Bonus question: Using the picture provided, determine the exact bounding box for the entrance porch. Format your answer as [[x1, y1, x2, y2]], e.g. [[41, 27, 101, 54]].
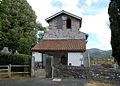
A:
[[31, 39, 86, 78], [32, 51, 85, 78]]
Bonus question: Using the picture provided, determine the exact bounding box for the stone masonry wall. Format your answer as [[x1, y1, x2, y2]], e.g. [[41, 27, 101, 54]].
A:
[[53, 64, 120, 85], [43, 14, 84, 40], [43, 29, 86, 40], [48, 15, 81, 30]]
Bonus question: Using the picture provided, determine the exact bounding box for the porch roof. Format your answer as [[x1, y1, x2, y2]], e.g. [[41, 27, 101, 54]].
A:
[[31, 39, 86, 52]]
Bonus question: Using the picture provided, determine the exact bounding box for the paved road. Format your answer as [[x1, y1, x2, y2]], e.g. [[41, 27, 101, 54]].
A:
[[0, 78, 89, 86]]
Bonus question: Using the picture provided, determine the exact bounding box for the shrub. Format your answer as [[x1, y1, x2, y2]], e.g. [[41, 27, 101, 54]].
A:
[[0, 52, 30, 72], [0, 52, 9, 65], [0, 52, 30, 65], [9, 54, 29, 65], [9, 54, 30, 72]]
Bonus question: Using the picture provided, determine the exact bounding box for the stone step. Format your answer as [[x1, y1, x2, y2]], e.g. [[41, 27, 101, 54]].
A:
[[35, 69, 46, 78]]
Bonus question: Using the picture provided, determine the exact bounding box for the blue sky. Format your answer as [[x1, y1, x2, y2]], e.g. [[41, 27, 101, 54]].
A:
[[27, 0, 111, 50], [79, 0, 110, 15]]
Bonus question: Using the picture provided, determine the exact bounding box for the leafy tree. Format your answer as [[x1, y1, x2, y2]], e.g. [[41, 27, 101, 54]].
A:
[[35, 22, 47, 43], [0, 0, 6, 47], [108, 0, 120, 66], [0, 0, 37, 55]]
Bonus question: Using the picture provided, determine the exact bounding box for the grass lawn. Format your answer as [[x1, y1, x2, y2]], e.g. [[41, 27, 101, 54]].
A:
[[86, 81, 114, 86]]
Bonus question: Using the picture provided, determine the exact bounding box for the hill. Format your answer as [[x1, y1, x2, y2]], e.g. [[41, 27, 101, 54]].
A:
[[87, 48, 112, 58]]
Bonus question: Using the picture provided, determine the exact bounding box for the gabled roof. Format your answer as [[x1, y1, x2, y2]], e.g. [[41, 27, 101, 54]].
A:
[[45, 10, 82, 23], [31, 39, 86, 51]]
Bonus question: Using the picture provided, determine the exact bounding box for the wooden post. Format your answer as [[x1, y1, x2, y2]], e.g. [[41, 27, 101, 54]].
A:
[[93, 57, 94, 64], [51, 56, 54, 78], [8, 64, 11, 78], [88, 51, 90, 67], [31, 56, 35, 77]]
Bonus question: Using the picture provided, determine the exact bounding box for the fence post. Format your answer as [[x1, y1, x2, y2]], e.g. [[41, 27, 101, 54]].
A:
[[31, 56, 35, 77], [51, 56, 54, 79], [88, 51, 90, 67], [8, 64, 11, 78]]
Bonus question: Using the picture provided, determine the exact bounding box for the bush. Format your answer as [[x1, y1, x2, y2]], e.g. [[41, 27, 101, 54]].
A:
[[0, 52, 30, 72], [0, 52, 30, 65], [9, 54, 29, 65], [9, 54, 30, 72], [0, 52, 9, 65]]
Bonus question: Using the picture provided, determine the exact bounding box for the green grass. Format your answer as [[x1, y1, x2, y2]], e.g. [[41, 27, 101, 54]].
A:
[[0, 70, 8, 73], [90, 58, 114, 65]]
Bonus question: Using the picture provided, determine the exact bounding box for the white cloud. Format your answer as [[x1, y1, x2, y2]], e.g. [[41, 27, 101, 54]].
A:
[[81, 8, 111, 50], [58, 0, 83, 17], [27, 0, 60, 26], [27, 0, 111, 50], [85, 0, 92, 6], [27, 0, 83, 26], [87, 41, 109, 50], [85, 0, 99, 6], [93, 0, 99, 3]]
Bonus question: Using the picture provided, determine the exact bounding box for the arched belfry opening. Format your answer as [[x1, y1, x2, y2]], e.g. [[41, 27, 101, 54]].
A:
[[67, 18, 71, 29]]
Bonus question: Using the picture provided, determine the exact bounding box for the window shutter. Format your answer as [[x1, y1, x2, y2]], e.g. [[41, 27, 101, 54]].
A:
[[57, 17, 62, 29]]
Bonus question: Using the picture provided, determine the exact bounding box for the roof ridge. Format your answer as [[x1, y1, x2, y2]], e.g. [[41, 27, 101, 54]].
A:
[[42, 39, 86, 41], [45, 10, 82, 22]]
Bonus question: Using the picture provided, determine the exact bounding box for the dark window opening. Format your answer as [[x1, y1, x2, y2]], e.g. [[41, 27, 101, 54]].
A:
[[79, 20, 82, 28], [67, 18, 71, 29]]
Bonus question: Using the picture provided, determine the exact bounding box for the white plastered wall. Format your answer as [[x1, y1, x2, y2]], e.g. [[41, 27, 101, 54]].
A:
[[68, 52, 84, 66], [32, 52, 42, 62]]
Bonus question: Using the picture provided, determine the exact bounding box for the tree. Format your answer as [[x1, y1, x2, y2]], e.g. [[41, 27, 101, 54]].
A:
[[0, 0, 6, 47], [0, 0, 3, 35], [0, 0, 37, 55], [35, 22, 47, 43], [108, 0, 120, 66]]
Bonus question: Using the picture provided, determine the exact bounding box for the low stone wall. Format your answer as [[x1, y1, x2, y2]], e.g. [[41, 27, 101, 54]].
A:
[[53, 64, 120, 84]]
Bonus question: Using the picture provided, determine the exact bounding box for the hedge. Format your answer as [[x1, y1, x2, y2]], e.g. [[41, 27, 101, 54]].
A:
[[0, 52, 30, 72], [0, 52, 30, 65], [0, 52, 9, 65]]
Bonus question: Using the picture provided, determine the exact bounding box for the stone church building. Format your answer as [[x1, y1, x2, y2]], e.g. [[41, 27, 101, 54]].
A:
[[31, 10, 88, 69]]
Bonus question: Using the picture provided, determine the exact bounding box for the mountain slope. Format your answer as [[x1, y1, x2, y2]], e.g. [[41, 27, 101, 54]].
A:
[[87, 48, 112, 58]]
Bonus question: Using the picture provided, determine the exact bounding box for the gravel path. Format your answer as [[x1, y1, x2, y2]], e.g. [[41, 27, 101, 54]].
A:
[[0, 78, 89, 86]]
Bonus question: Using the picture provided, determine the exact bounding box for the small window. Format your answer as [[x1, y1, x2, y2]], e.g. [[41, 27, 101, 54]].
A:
[[67, 18, 71, 29], [57, 17, 62, 29]]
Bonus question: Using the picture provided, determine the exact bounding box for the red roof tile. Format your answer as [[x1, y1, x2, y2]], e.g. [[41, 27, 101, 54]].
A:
[[31, 39, 86, 51]]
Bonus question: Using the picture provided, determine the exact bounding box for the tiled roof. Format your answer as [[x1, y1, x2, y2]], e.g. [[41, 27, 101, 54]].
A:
[[31, 39, 86, 51]]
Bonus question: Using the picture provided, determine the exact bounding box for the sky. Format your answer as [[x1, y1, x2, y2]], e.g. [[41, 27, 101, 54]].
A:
[[27, 0, 111, 50]]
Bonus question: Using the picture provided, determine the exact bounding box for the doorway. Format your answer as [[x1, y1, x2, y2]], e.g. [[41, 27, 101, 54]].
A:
[[61, 56, 68, 65]]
